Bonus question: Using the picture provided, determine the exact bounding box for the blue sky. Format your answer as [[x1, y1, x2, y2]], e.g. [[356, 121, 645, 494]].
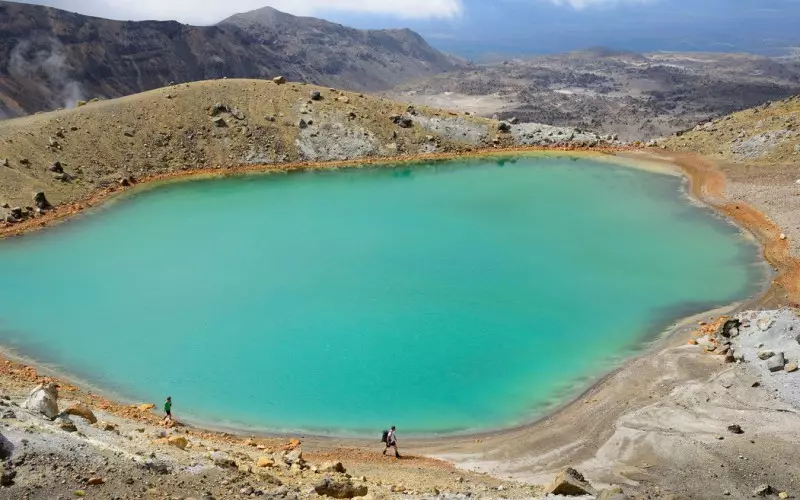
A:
[[16, 0, 800, 56]]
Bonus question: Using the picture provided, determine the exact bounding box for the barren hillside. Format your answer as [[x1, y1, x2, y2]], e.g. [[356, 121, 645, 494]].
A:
[[0, 78, 615, 227], [391, 50, 800, 141]]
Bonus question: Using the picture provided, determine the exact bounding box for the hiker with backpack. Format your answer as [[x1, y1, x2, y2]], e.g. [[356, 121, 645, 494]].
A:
[[381, 425, 401, 458]]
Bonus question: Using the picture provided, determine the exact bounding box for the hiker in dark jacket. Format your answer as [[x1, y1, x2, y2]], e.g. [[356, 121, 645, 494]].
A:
[[383, 425, 400, 458]]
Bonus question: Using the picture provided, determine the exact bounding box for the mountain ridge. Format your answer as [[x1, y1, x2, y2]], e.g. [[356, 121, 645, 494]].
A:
[[0, 1, 461, 118]]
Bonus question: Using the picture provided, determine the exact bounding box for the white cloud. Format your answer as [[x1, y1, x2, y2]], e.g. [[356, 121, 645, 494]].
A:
[[20, 0, 463, 24], [546, 0, 653, 9]]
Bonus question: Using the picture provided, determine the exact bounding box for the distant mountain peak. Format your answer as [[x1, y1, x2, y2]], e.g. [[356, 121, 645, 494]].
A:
[[0, 1, 461, 118]]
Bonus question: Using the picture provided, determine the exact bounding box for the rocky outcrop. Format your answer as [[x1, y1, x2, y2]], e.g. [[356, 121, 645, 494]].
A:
[[319, 461, 346, 474], [544, 468, 597, 496], [65, 403, 97, 424], [314, 477, 368, 498], [21, 383, 59, 420]]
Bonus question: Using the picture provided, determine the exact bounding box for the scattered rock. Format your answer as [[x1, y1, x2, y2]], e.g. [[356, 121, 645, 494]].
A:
[[98, 421, 116, 431], [508, 117, 519, 124], [33, 192, 51, 210], [48, 137, 60, 147], [311, 91, 322, 101], [754, 484, 773, 496], [338, 96, 350, 104], [727, 424, 744, 434], [56, 416, 77, 432], [497, 121, 511, 132], [231, 108, 246, 120], [0, 159, 7, 167], [54, 172, 72, 182], [257, 456, 275, 468], [390, 115, 413, 128], [544, 468, 597, 496], [211, 453, 237, 469], [314, 477, 368, 498], [21, 382, 59, 419], [767, 352, 786, 372], [48, 161, 64, 173], [212, 117, 227, 128], [19, 158, 29, 165], [65, 403, 97, 424], [780, 233, 787, 240], [123, 128, 136, 137], [779, 492, 790, 499], [299, 119, 308, 129], [138, 403, 155, 412], [87, 477, 105, 486], [273, 76, 286, 84], [785, 363, 798, 373], [168, 435, 189, 450], [285, 448, 303, 465], [1, 468, 16, 487], [143, 459, 170, 475], [757, 350, 775, 360], [319, 461, 346, 474]]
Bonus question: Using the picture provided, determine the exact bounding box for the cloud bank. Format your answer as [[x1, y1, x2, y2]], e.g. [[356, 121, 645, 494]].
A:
[[545, 0, 653, 9]]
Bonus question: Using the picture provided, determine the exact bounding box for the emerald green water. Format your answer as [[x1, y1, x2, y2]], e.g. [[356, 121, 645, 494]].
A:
[[0, 156, 762, 435]]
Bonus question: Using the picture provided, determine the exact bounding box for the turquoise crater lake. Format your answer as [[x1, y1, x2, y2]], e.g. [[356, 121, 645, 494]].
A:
[[0, 156, 763, 435]]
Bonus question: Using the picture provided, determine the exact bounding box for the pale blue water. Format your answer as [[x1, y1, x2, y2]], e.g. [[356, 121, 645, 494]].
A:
[[0, 156, 763, 435]]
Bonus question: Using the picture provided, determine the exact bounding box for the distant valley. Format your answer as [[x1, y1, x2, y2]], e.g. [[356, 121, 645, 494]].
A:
[[391, 50, 800, 141]]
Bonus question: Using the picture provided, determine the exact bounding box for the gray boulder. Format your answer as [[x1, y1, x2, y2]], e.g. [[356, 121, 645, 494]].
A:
[[273, 76, 286, 85], [21, 383, 59, 420], [48, 161, 63, 173], [498, 122, 511, 133], [311, 91, 322, 101], [767, 352, 786, 372], [544, 468, 596, 496], [143, 459, 170, 475], [314, 477, 368, 498]]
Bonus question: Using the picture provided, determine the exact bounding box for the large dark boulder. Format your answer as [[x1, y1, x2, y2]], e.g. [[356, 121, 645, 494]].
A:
[[33, 192, 51, 210]]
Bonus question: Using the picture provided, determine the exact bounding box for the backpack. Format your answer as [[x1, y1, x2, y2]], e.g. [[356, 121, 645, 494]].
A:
[[381, 430, 389, 443]]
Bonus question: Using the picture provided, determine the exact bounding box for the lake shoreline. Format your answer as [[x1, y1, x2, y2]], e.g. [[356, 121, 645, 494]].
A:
[[1, 147, 798, 493], [0, 148, 770, 436]]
